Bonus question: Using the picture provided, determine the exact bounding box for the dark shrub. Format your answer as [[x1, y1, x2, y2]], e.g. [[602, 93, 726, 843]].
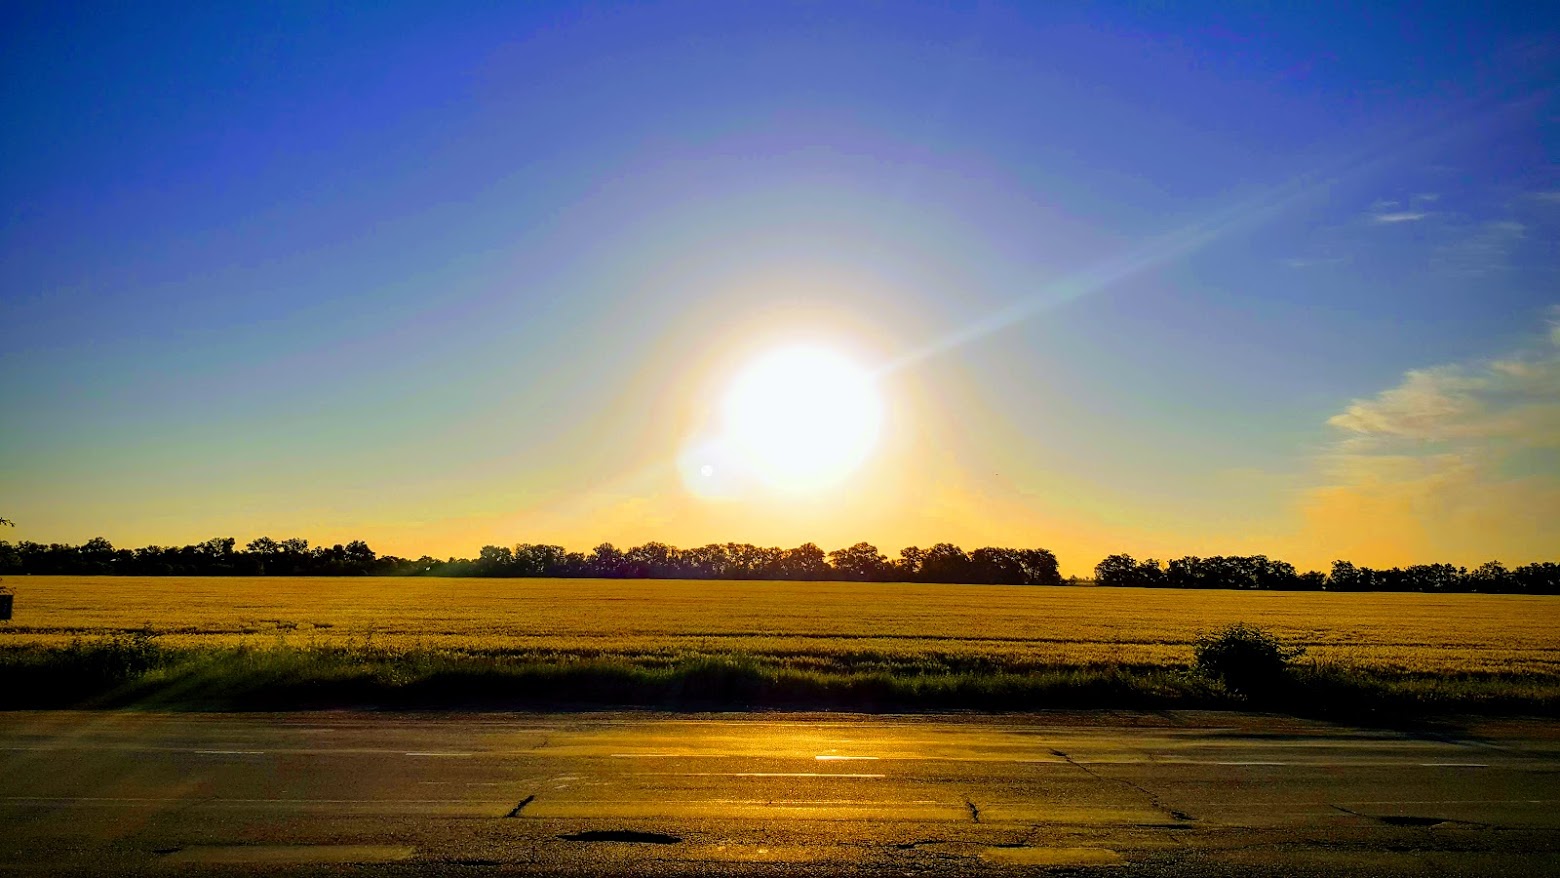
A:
[[1194, 622, 1304, 698], [70, 629, 165, 686]]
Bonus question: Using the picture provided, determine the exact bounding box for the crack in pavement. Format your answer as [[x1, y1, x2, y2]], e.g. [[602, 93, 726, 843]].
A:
[[1050, 748, 1195, 824], [891, 839, 955, 850], [504, 794, 535, 818], [559, 830, 681, 844], [1332, 804, 1367, 819], [868, 840, 966, 862]]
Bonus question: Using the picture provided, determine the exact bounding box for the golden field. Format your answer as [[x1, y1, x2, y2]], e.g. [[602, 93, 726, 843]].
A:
[[1, 576, 1554, 676]]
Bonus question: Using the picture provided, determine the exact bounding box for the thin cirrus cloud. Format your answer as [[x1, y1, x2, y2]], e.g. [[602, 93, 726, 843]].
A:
[[1367, 193, 1440, 223], [1293, 308, 1560, 566], [1280, 256, 1346, 270], [1371, 210, 1430, 223], [1432, 219, 1527, 276]]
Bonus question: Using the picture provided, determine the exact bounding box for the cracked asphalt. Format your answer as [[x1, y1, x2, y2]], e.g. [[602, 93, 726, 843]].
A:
[[0, 710, 1557, 876]]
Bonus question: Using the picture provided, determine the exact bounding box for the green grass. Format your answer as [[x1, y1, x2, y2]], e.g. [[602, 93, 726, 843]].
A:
[[4, 633, 1556, 718]]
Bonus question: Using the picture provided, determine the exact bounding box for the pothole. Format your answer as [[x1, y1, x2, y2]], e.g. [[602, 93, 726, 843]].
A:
[[1336, 805, 1466, 829], [558, 830, 682, 844]]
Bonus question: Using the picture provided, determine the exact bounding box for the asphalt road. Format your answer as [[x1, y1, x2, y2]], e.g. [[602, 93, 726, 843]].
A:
[[0, 710, 1557, 876]]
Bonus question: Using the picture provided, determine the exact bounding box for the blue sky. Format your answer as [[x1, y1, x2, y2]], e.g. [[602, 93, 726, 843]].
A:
[[3, 2, 1557, 570]]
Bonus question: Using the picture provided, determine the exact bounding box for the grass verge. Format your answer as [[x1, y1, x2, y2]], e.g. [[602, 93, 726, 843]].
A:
[[2, 633, 1556, 718]]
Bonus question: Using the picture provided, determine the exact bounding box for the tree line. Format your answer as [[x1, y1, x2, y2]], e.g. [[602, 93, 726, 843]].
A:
[[1, 537, 1554, 593], [0, 537, 1062, 584], [1094, 553, 1560, 595]]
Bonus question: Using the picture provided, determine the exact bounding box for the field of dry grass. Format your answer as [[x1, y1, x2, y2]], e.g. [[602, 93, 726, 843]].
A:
[[3, 576, 1555, 677]]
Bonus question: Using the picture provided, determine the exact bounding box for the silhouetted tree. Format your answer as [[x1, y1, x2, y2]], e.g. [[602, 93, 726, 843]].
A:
[[1016, 548, 1063, 585], [2, 530, 1550, 591], [476, 545, 514, 576], [1514, 562, 1560, 594], [771, 543, 830, 580], [1095, 554, 1163, 587], [682, 543, 732, 579], [344, 540, 376, 572], [625, 542, 679, 578], [920, 543, 972, 583], [894, 546, 926, 580], [725, 543, 783, 579], [587, 543, 628, 578], [828, 542, 892, 581]]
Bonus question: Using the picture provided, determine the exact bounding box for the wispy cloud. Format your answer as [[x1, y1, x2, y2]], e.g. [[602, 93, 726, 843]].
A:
[[1431, 219, 1526, 275], [1366, 192, 1441, 224], [1296, 308, 1560, 565], [1370, 210, 1430, 223], [1281, 256, 1345, 270], [1327, 307, 1558, 446]]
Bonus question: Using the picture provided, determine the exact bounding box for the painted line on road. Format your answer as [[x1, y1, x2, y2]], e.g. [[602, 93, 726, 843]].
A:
[[1153, 759, 1536, 768], [0, 745, 491, 757], [162, 845, 415, 865], [633, 772, 886, 778], [1183, 798, 1556, 807], [1214, 761, 1288, 766], [538, 798, 937, 807], [0, 797, 496, 804], [0, 745, 1542, 770]]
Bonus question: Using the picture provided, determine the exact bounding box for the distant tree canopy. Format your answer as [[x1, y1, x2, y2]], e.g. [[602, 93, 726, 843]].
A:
[[1093, 553, 1559, 595], [0, 537, 1553, 593], [0, 537, 1062, 585]]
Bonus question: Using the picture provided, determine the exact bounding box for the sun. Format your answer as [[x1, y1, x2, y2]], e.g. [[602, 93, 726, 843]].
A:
[[722, 346, 882, 491]]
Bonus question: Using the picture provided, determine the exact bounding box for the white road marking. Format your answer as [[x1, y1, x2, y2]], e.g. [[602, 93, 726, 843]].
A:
[[162, 845, 415, 864], [1184, 798, 1556, 807], [541, 798, 935, 805], [0, 797, 493, 804], [1214, 761, 1288, 766], [7, 795, 1551, 809], [0, 743, 1545, 769], [634, 772, 885, 778]]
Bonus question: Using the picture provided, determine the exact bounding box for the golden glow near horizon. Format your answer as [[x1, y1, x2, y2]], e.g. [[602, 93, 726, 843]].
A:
[[683, 345, 883, 496]]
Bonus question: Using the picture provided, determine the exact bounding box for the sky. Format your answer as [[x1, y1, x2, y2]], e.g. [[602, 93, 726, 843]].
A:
[[3, 2, 1558, 574]]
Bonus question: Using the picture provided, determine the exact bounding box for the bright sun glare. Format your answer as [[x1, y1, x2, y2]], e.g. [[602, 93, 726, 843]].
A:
[[722, 347, 882, 491]]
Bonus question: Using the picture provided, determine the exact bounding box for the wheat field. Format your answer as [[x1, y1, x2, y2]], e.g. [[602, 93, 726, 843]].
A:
[[1, 576, 1554, 677]]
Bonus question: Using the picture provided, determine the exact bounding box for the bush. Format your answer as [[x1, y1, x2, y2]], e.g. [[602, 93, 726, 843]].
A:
[[1194, 622, 1304, 698]]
